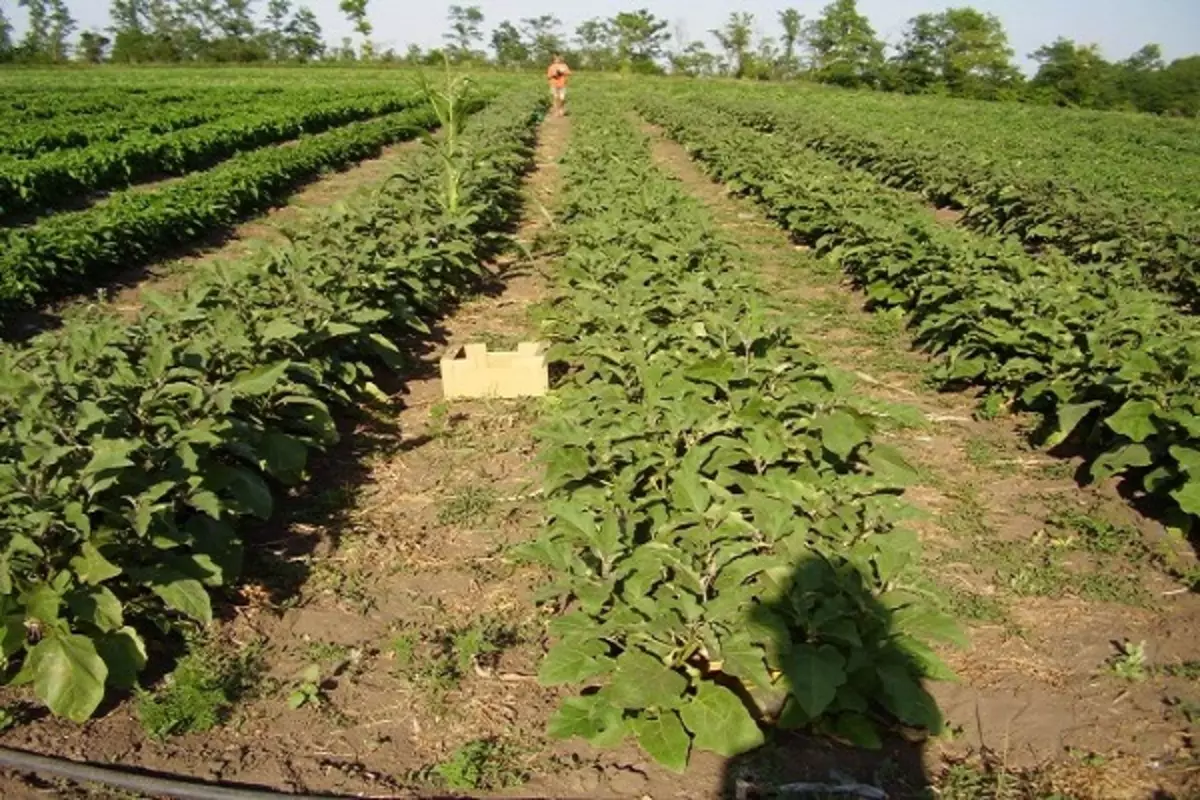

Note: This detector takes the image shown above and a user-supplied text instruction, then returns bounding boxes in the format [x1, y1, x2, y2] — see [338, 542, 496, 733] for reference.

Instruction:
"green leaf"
[1171, 446, 1200, 476]
[1047, 401, 1102, 447]
[547, 694, 626, 746]
[719, 634, 773, 690]
[817, 410, 871, 460]
[82, 438, 140, 481]
[260, 319, 307, 344]
[1090, 443, 1154, 481]
[867, 445, 919, 487]
[783, 644, 847, 719]
[679, 681, 764, 757]
[670, 468, 711, 515]
[1105, 400, 1158, 443]
[632, 712, 691, 773]
[30, 634, 108, 722]
[833, 712, 882, 749]
[66, 586, 123, 633]
[259, 432, 309, 482]
[95, 627, 147, 690]
[607, 649, 688, 709]
[229, 361, 290, 397]
[538, 639, 615, 686]
[1171, 479, 1200, 516]
[877, 663, 942, 730]
[148, 575, 213, 624]
[70, 542, 122, 585]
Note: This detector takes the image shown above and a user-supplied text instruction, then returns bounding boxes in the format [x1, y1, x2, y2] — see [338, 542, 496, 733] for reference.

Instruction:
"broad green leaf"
[1047, 401, 1102, 447]
[148, 575, 213, 624]
[82, 438, 140, 479]
[547, 694, 626, 746]
[260, 319, 307, 344]
[632, 712, 691, 773]
[1171, 479, 1200, 516]
[66, 586, 123, 633]
[1171, 446, 1200, 476]
[229, 361, 290, 397]
[782, 644, 847, 718]
[877, 663, 942, 731]
[30, 634, 108, 722]
[1105, 400, 1158, 443]
[866, 445, 919, 487]
[670, 468, 711, 515]
[24, 585, 62, 624]
[95, 627, 147, 690]
[1090, 443, 1153, 481]
[538, 638, 615, 686]
[70, 542, 123, 585]
[260, 432, 308, 481]
[719, 634, 773, 690]
[834, 713, 882, 749]
[678, 681, 764, 757]
[607, 649, 688, 709]
[817, 410, 871, 460]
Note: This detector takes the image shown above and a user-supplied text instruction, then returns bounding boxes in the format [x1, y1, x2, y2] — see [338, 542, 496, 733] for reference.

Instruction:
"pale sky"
[4, 0, 1199, 70]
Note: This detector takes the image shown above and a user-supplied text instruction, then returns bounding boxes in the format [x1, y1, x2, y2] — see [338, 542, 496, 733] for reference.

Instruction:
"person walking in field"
[547, 54, 571, 117]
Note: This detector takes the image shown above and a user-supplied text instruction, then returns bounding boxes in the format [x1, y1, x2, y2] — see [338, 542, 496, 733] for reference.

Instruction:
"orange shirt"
[547, 62, 570, 89]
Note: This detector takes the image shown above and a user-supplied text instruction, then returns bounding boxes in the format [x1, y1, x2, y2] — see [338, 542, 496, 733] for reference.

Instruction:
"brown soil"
[639, 119, 1200, 798]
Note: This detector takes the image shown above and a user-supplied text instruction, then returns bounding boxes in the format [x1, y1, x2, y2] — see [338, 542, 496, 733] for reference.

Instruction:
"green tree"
[609, 9, 669, 73]
[521, 14, 563, 65]
[575, 18, 616, 71]
[261, 0, 291, 59]
[936, 7, 1019, 98]
[18, 0, 50, 60]
[889, 12, 941, 92]
[284, 5, 323, 61]
[1158, 56, 1200, 116]
[669, 40, 717, 77]
[711, 12, 753, 78]
[490, 20, 528, 67]
[778, 8, 804, 76]
[338, 0, 371, 58]
[0, 4, 13, 60]
[444, 4, 483, 62]
[1028, 37, 1115, 108]
[806, 0, 884, 87]
[77, 30, 110, 62]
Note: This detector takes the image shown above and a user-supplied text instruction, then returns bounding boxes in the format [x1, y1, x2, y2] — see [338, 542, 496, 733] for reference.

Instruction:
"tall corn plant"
[417, 57, 475, 214]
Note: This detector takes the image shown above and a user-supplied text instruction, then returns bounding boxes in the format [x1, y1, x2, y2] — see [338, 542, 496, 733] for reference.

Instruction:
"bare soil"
[640, 120, 1200, 799]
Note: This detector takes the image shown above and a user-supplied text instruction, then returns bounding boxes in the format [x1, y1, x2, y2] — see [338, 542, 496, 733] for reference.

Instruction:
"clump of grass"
[437, 485, 496, 527]
[1106, 640, 1149, 682]
[137, 637, 263, 740]
[431, 738, 528, 791]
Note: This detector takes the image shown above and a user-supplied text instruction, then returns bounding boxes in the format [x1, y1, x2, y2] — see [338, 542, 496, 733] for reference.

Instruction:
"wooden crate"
[440, 342, 549, 399]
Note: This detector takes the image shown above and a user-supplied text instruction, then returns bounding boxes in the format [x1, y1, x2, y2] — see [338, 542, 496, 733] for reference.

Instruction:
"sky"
[5, 0, 1200, 70]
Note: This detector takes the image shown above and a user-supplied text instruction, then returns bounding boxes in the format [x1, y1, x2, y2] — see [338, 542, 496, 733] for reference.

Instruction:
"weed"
[428, 401, 452, 439]
[974, 392, 1008, 421]
[1165, 696, 1200, 726]
[304, 640, 351, 665]
[1156, 660, 1200, 680]
[478, 331, 523, 352]
[137, 637, 263, 740]
[0, 706, 16, 732]
[964, 436, 1016, 476]
[1106, 640, 1149, 682]
[391, 616, 522, 700]
[288, 664, 325, 710]
[437, 485, 496, 527]
[431, 738, 528, 791]
[1047, 507, 1136, 557]
[390, 631, 418, 671]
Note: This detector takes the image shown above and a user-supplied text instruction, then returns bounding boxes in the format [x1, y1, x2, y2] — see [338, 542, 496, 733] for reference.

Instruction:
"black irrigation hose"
[0, 746, 348, 800]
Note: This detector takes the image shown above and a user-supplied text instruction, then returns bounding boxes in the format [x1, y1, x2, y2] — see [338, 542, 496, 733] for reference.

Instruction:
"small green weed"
[437, 485, 497, 527]
[137, 637, 263, 740]
[1165, 696, 1200, 726]
[431, 738, 528, 791]
[0, 705, 17, 732]
[964, 436, 1016, 476]
[390, 631, 418, 671]
[287, 664, 325, 710]
[1047, 507, 1136, 557]
[1156, 660, 1200, 680]
[1106, 640, 1149, 682]
[304, 640, 351, 665]
[974, 392, 1008, 421]
[391, 616, 522, 700]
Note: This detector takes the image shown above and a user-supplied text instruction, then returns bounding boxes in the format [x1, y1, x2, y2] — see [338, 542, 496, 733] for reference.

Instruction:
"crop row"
[0, 89, 544, 722]
[638, 92, 1200, 538]
[0, 88, 286, 159]
[0, 91, 420, 220]
[523, 97, 958, 772]
[699, 89, 1200, 309]
[0, 101, 465, 316]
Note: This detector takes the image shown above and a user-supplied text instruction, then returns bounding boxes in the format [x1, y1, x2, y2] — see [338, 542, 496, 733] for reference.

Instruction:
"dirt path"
[640, 121, 1200, 798]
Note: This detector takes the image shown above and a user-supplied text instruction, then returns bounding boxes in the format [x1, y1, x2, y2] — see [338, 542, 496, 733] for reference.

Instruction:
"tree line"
[0, 0, 1197, 116]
